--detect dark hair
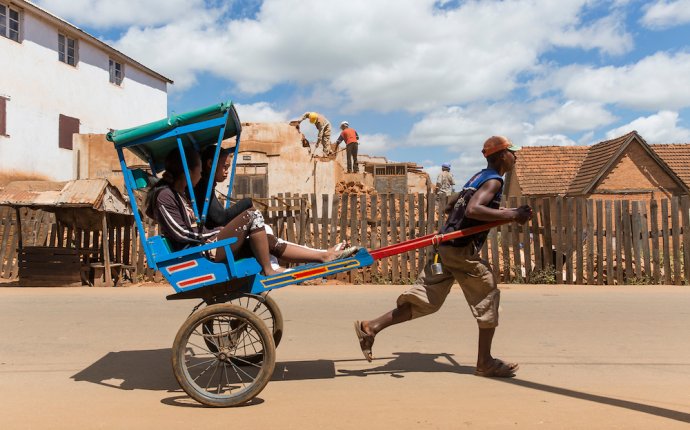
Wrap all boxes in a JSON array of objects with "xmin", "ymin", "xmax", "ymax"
[
  {"xmin": 200, "ymin": 145, "xmax": 232, "ymax": 173},
  {"xmin": 145, "ymin": 147, "xmax": 200, "ymax": 218}
]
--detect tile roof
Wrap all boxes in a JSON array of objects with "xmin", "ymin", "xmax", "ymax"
[
  {"xmin": 513, "ymin": 146, "xmax": 588, "ymax": 195},
  {"xmin": 567, "ymin": 131, "xmax": 638, "ymax": 194},
  {"xmin": 650, "ymin": 143, "xmax": 690, "ymax": 190},
  {"xmin": 514, "ymin": 131, "xmax": 690, "ymax": 195}
]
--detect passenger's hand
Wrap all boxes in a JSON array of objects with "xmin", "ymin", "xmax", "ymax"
[{"xmin": 514, "ymin": 205, "xmax": 532, "ymax": 224}]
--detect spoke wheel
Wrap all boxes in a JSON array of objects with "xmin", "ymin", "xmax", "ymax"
[
  {"xmin": 172, "ymin": 304, "xmax": 275, "ymax": 407},
  {"xmin": 203, "ymin": 293, "xmax": 283, "ymax": 363}
]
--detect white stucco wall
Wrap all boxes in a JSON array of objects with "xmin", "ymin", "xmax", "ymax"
[{"xmin": 0, "ymin": 5, "xmax": 167, "ymax": 180}]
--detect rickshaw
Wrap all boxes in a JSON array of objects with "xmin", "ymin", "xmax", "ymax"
[{"xmin": 108, "ymin": 100, "xmax": 506, "ymax": 407}]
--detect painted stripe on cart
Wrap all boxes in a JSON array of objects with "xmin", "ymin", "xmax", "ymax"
[
  {"xmin": 261, "ymin": 258, "xmax": 361, "ymax": 289},
  {"xmin": 167, "ymin": 260, "xmax": 198, "ymax": 274},
  {"xmin": 178, "ymin": 273, "xmax": 216, "ymax": 288}
]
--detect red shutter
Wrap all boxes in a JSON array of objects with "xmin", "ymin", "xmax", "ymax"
[
  {"xmin": 0, "ymin": 97, "xmax": 6, "ymax": 136},
  {"xmin": 59, "ymin": 114, "xmax": 79, "ymax": 150}
]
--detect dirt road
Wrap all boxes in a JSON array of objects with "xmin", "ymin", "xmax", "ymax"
[{"xmin": 1, "ymin": 284, "xmax": 689, "ymax": 429}]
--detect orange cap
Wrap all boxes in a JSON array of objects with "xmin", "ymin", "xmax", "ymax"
[{"xmin": 481, "ymin": 136, "xmax": 521, "ymax": 158}]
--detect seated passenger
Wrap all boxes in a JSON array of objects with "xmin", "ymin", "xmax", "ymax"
[
  {"xmin": 146, "ymin": 147, "xmax": 283, "ymax": 276},
  {"xmin": 193, "ymin": 145, "xmax": 358, "ymax": 265}
]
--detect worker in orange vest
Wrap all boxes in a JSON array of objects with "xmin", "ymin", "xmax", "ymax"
[
  {"xmin": 298, "ymin": 112, "xmax": 332, "ymax": 155},
  {"xmin": 335, "ymin": 121, "xmax": 360, "ymax": 173}
]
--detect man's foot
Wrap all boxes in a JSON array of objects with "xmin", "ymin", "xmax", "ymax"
[
  {"xmin": 263, "ymin": 267, "xmax": 286, "ymax": 276},
  {"xmin": 353, "ymin": 321, "xmax": 375, "ymax": 362},
  {"xmin": 474, "ymin": 358, "xmax": 519, "ymax": 378}
]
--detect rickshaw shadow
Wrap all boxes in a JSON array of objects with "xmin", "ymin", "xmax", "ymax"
[{"xmin": 72, "ymin": 349, "xmax": 470, "ymax": 407}]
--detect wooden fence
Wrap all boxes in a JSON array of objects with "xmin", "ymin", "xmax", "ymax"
[{"xmin": 2, "ymin": 193, "xmax": 689, "ymax": 285}]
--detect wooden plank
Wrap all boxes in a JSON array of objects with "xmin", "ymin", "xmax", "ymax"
[
  {"xmin": 101, "ymin": 214, "xmax": 113, "ymax": 287},
  {"xmin": 605, "ymin": 201, "xmax": 614, "ymax": 285},
  {"xmin": 509, "ymin": 197, "xmax": 522, "ymax": 282},
  {"xmin": 530, "ymin": 198, "xmax": 542, "ymax": 272},
  {"xmin": 389, "ymin": 194, "xmax": 400, "ymax": 283},
  {"xmin": 640, "ymin": 202, "xmax": 651, "ymax": 279},
  {"xmin": 123, "ymin": 224, "xmax": 131, "ymax": 266},
  {"xmin": 542, "ymin": 198, "xmax": 554, "ymax": 272},
  {"xmin": 661, "ymin": 199, "xmax": 672, "ymax": 284},
  {"xmin": 276, "ymin": 193, "xmax": 285, "ymax": 240},
  {"xmin": 48, "ymin": 223, "xmax": 57, "ymax": 247},
  {"xmin": 417, "ymin": 193, "xmax": 427, "ymax": 268},
  {"xmin": 408, "ymin": 194, "xmax": 417, "ymax": 276},
  {"xmin": 15, "ymin": 208, "xmax": 23, "ymax": 251},
  {"xmin": 298, "ymin": 194, "xmax": 307, "ymax": 245},
  {"xmin": 595, "ymin": 200, "xmax": 603, "ymax": 285},
  {"xmin": 564, "ymin": 198, "xmax": 573, "ymax": 284},
  {"xmin": 650, "ymin": 199, "xmax": 660, "ymax": 284},
  {"xmin": 329, "ymin": 194, "xmax": 340, "ymax": 247},
  {"xmin": 575, "ymin": 198, "xmax": 584, "ymax": 284},
  {"xmin": 320, "ymin": 194, "xmax": 329, "ymax": 250},
  {"xmin": 340, "ymin": 194, "xmax": 349, "ymax": 246},
  {"xmin": 350, "ymin": 194, "xmax": 358, "ymax": 250},
  {"xmin": 671, "ymin": 196, "xmax": 681, "ymax": 285},
  {"xmin": 621, "ymin": 200, "xmax": 633, "ymax": 282},
  {"xmin": 2, "ymin": 220, "xmax": 19, "ymax": 278},
  {"xmin": 630, "ymin": 201, "xmax": 642, "ymax": 278},
  {"xmin": 500, "ymin": 207, "xmax": 510, "ymax": 282},
  {"xmin": 585, "ymin": 199, "xmax": 594, "ymax": 284},
  {"xmin": 554, "ymin": 196, "xmax": 563, "ymax": 283},
  {"xmin": 0, "ymin": 209, "xmax": 13, "ymax": 272},
  {"xmin": 115, "ymin": 226, "xmax": 123, "ymax": 264},
  {"xmin": 399, "ymin": 195, "xmax": 409, "ymax": 282},
  {"xmin": 682, "ymin": 196, "xmax": 690, "ymax": 284},
  {"xmin": 489, "ymin": 226, "xmax": 500, "ymax": 279},
  {"xmin": 380, "ymin": 194, "xmax": 389, "ymax": 280},
  {"xmin": 614, "ymin": 200, "xmax": 623, "ymax": 285},
  {"xmin": 369, "ymin": 194, "xmax": 379, "ymax": 279},
  {"xmin": 521, "ymin": 196, "xmax": 532, "ymax": 279},
  {"xmin": 310, "ymin": 193, "xmax": 319, "ymax": 248}
]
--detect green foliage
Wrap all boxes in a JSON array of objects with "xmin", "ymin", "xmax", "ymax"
[{"xmin": 527, "ymin": 265, "xmax": 557, "ymax": 284}]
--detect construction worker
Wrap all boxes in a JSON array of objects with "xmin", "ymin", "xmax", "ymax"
[
  {"xmin": 335, "ymin": 121, "xmax": 360, "ymax": 173},
  {"xmin": 299, "ymin": 112, "xmax": 332, "ymax": 155},
  {"xmin": 435, "ymin": 162, "xmax": 455, "ymax": 196}
]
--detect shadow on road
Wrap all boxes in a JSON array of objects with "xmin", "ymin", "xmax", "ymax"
[{"xmin": 71, "ymin": 348, "xmax": 690, "ymax": 422}]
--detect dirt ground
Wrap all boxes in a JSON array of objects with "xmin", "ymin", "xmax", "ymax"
[{"xmin": 0, "ymin": 283, "xmax": 689, "ymax": 429}]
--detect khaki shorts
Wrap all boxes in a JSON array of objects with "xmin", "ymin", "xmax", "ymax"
[{"xmin": 397, "ymin": 244, "xmax": 500, "ymax": 328}]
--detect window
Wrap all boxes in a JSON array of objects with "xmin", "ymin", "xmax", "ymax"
[
  {"xmin": 232, "ymin": 164, "xmax": 268, "ymax": 199},
  {"xmin": 0, "ymin": 3, "xmax": 21, "ymax": 42},
  {"xmin": 0, "ymin": 96, "xmax": 7, "ymax": 136},
  {"xmin": 59, "ymin": 114, "xmax": 79, "ymax": 150},
  {"xmin": 109, "ymin": 59, "xmax": 124, "ymax": 85},
  {"xmin": 58, "ymin": 33, "xmax": 78, "ymax": 66}
]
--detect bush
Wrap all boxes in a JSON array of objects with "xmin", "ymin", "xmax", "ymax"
[{"xmin": 527, "ymin": 265, "xmax": 557, "ymax": 284}]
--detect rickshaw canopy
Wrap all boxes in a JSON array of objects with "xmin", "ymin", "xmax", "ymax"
[{"xmin": 106, "ymin": 101, "xmax": 241, "ymax": 173}]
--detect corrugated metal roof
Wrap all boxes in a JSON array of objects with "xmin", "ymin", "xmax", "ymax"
[{"xmin": 0, "ymin": 179, "xmax": 131, "ymax": 214}]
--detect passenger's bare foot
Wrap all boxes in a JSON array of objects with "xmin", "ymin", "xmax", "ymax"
[{"xmin": 263, "ymin": 267, "xmax": 286, "ymax": 276}]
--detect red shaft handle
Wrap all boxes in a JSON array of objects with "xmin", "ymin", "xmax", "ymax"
[{"xmin": 368, "ymin": 220, "xmax": 510, "ymax": 261}]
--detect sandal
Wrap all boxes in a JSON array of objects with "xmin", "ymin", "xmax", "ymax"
[
  {"xmin": 353, "ymin": 320, "xmax": 374, "ymax": 362},
  {"xmin": 474, "ymin": 358, "xmax": 519, "ymax": 378}
]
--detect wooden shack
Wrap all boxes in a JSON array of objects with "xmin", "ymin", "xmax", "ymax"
[{"xmin": 0, "ymin": 179, "xmax": 133, "ymax": 286}]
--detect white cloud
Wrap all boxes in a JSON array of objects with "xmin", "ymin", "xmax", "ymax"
[
  {"xmin": 34, "ymin": 0, "xmax": 209, "ymax": 28},
  {"xmin": 534, "ymin": 101, "xmax": 617, "ymax": 133},
  {"xmin": 357, "ymin": 134, "xmax": 393, "ymax": 155},
  {"xmin": 66, "ymin": 0, "xmax": 634, "ymax": 113},
  {"xmin": 605, "ymin": 111, "xmax": 690, "ymax": 143},
  {"xmin": 235, "ymin": 102, "xmax": 289, "ymax": 122},
  {"xmin": 532, "ymin": 52, "xmax": 690, "ymax": 110},
  {"xmin": 641, "ymin": 0, "xmax": 690, "ymax": 29}
]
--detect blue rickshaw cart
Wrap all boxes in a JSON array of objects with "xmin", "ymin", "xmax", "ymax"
[{"xmin": 108, "ymin": 101, "xmax": 374, "ymax": 407}]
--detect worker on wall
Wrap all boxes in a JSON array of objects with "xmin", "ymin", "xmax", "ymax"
[
  {"xmin": 297, "ymin": 112, "xmax": 332, "ymax": 156},
  {"xmin": 335, "ymin": 121, "xmax": 360, "ymax": 173}
]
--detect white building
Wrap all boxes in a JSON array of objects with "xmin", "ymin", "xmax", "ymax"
[{"xmin": 0, "ymin": 0, "xmax": 171, "ymax": 180}]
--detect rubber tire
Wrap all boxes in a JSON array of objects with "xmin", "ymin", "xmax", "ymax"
[{"xmin": 172, "ymin": 303, "xmax": 276, "ymax": 407}]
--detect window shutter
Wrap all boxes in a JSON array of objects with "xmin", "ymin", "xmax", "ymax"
[
  {"xmin": 59, "ymin": 114, "xmax": 79, "ymax": 150},
  {"xmin": 0, "ymin": 97, "xmax": 6, "ymax": 136}
]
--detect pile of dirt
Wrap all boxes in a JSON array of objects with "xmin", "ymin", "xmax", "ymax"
[{"xmin": 335, "ymin": 180, "xmax": 377, "ymax": 195}]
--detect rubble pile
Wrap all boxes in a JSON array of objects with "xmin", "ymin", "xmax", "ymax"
[{"xmin": 335, "ymin": 180, "xmax": 377, "ymax": 195}]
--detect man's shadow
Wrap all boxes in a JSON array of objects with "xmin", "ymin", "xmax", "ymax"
[{"xmin": 71, "ymin": 348, "xmax": 690, "ymax": 423}]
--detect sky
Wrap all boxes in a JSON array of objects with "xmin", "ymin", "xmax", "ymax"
[{"xmin": 35, "ymin": 0, "xmax": 690, "ymax": 181}]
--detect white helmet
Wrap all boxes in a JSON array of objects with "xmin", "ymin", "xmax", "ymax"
[{"xmin": 340, "ymin": 121, "xmax": 349, "ymax": 127}]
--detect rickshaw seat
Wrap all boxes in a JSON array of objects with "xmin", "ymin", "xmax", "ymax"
[{"xmin": 146, "ymin": 235, "xmax": 262, "ymax": 292}]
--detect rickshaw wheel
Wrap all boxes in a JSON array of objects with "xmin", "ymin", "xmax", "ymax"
[
  {"xmin": 172, "ymin": 303, "xmax": 276, "ymax": 407},
  {"xmin": 203, "ymin": 293, "xmax": 283, "ymax": 362}
]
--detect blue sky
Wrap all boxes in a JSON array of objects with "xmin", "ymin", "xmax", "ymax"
[{"xmin": 36, "ymin": 0, "xmax": 690, "ymax": 180}]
